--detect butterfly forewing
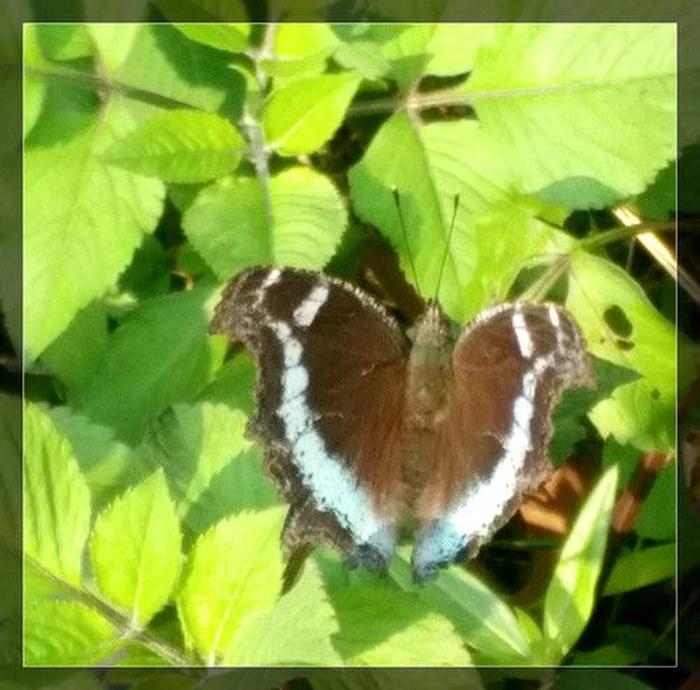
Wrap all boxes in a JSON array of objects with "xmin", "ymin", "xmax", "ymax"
[{"xmin": 212, "ymin": 267, "xmax": 409, "ymax": 569}]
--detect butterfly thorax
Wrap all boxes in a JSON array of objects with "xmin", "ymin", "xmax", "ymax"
[{"xmin": 401, "ymin": 302, "xmax": 454, "ymax": 511}]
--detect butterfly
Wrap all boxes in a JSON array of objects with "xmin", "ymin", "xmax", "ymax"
[{"xmin": 211, "ymin": 265, "xmax": 594, "ymax": 582}]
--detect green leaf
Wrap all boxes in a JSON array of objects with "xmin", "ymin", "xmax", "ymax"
[
  {"xmin": 0, "ymin": 394, "xmax": 21, "ymax": 554},
  {"xmin": 48, "ymin": 406, "xmax": 143, "ymax": 509},
  {"xmin": 635, "ymin": 462, "xmax": 675, "ymax": 540},
  {"xmin": 151, "ymin": 402, "xmax": 277, "ymax": 536},
  {"xmin": 331, "ymin": 26, "xmax": 391, "ymax": 80},
  {"xmin": 263, "ymin": 73, "xmax": 361, "ymax": 156},
  {"xmin": 78, "ymin": 286, "xmax": 224, "ymax": 443},
  {"xmin": 329, "ymin": 579, "xmax": 472, "ymax": 665},
  {"xmin": 176, "ymin": 507, "xmax": 286, "ymax": 665},
  {"xmin": 424, "ymin": 24, "xmax": 501, "ymax": 77},
  {"xmin": 24, "ymin": 404, "xmax": 91, "ymax": 586},
  {"xmin": 543, "ymin": 465, "xmax": 619, "ymax": 660},
  {"xmin": 370, "ymin": 24, "xmax": 435, "ymax": 91},
  {"xmin": 390, "ymin": 555, "xmax": 531, "ymax": 662},
  {"xmin": 633, "ymin": 160, "xmax": 675, "ymax": 220},
  {"xmin": 262, "ymin": 24, "xmax": 338, "ymax": 77},
  {"xmin": 349, "ymin": 113, "xmax": 567, "ymax": 323},
  {"xmin": 35, "ymin": 24, "xmax": 94, "ymax": 61},
  {"xmin": 25, "ymin": 96, "xmax": 165, "ymax": 359},
  {"xmin": 603, "ymin": 542, "xmax": 675, "ymax": 596},
  {"xmin": 197, "ymin": 351, "xmax": 255, "ymax": 413},
  {"xmin": 88, "ymin": 24, "xmax": 140, "ymax": 75},
  {"xmin": 226, "ymin": 559, "xmax": 342, "ymax": 665},
  {"xmin": 183, "ymin": 166, "xmax": 347, "ymax": 280},
  {"xmin": 550, "ymin": 356, "xmax": 639, "ymax": 464},
  {"xmin": 25, "ymin": 600, "xmax": 118, "ymax": 666},
  {"xmin": 115, "ymin": 25, "xmax": 246, "ymax": 115},
  {"xmin": 174, "ymin": 23, "xmax": 250, "ymax": 53},
  {"xmin": 105, "ymin": 109, "xmax": 246, "ymax": 183},
  {"xmin": 566, "ymin": 250, "xmax": 677, "ymax": 451},
  {"xmin": 23, "ymin": 25, "xmax": 49, "ymax": 137},
  {"xmin": 90, "ymin": 469, "xmax": 182, "ymax": 626},
  {"xmin": 40, "ymin": 301, "xmax": 108, "ymax": 399},
  {"xmin": 462, "ymin": 25, "xmax": 676, "ymax": 208}
]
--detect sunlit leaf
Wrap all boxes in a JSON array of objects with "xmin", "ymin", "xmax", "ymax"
[
  {"xmin": 90, "ymin": 470, "xmax": 182, "ymax": 625},
  {"xmin": 183, "ymin": 166, "xmax": 347, "ymax": 279},
  {"xmin": 25, "ymin": 404, "xmax": 91, "ymax": 586},
  {"xmin": 105, "ymin": 109, "xmax": 246, "ymax": 183},
  {"xmin": 176, "ymin": 507, "xmax": 286, "ymax": 665},
  {"xmin": 543, "ymin": 465, "xmax": 619, "ymax": 660}
]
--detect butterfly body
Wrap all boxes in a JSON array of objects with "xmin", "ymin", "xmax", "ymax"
[{"xmin": 212, "ymin": 266, "xmax": 594, "ymax": 582}]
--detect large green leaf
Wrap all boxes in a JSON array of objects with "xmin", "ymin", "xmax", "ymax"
[
  {"xmin": 151, "ymin": 402, "xmax": 277, "ymax": 536},
  {"xmin": 263, "ymin": 73, "xmax": 360, "ymax": 156},
  {"xmin": 462, "ymin": 24, "xmax": 676, "ymax": 208},
  {"xmin": 24, "ymin": 404, "xmax": 91, "ymax": 586},
  {"xmin": 424, "ymin": 24, "xmax": 501, "ymax": 77},
  {"xmin": 40, "ymin": 300, "xmax": 108, "ymax": 399},
  {"xmin": 349, "ymin": 113, "xmax": 568, "ymax": 323},
  {"xmin": 226, "ymin": 559, "xmax": 341, "ymax": 665},
  {"xmin": 543, "ymin": 465, "xmax": 619, "ymax": 661},
  {"xmin": 25, "ymin": 96, "xmax": 165, "ymax": 359},
  {"xmin": 566, "ymin": 250, "xmax": 677, "ymax": 451},
  {"xmin": 78, "ymin": 286, "xmax": 225, "ymax": 443},
  {"xmin": 329, "ymin": 579, "xmax": 472, "ymax": 665},
  {"xmin": 183, "ymin": 166, "xmax": 347, "ymax": 280},
  {"xmin": 174, "ymin": 23, "xmax": 250, "ymax": 53},
  {"xmin": 104, "ymin": 109, "xmax": 246, "ymax": 183},
  {"xmin": 176, "ymin": 507, "xmax": 286, "ymax": 665},
  {"xmin": 25, "ymin": 600, "xmax": 118, "ymax": 666},
  {"xmin": 115, "ymin": 24, "xmax": 245, "ymax": 115},
  {"xmin": 90, "ymin": 469, "xmax": 182, "ymax": 626},
  {"xmin": 390, "ymin": 555, "xmax": 530, "ymax": 663},
  {"xmin": 35, "ymin": 24, "xmax": 93, "ymax": 61}
]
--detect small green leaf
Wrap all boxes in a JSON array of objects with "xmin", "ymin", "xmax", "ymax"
[
  {"xmin": 198, "ymin": 351, "xmax": 256, "ymax": 413},
  {"xmin": 24, "ymin": 404, "xmax": 91, "ymax": 586},
  {"xmin": 543, "ymin": 465, "xmax": 619, "ymax": 660},
  {"xmin": 603, "ymin": 542, "xmax": 675, "ymax": 596},
  {"xmin": 391, "ymin": 556, "xmax": 530, "ymax": 662},
  {"xmin": 49, "ymin": 406, "xmax": 142, "ymax": 509},
  {"xmin": 226, "ymin": 559, "xmax": 342, "ymax": 665},
  {"xmin": 25, "ymin": 95, "xmax": 165, "ymax": 359},
  {"xmin": 566, "ymin": 250, "xmax": 677, "ymax": 451},
  {"xmin": 25, "ymin": 600, "xmax": 118, "ymax": 666},
  {"xmin": 331, "ymin": 25, "xmax": 391, "ymax": 80},
  {"xmin": 463, "ymin": 25, "xmax": 676, "ymax": 208},
  {"xmin": 176, "ymin": 507, "xmax": 286, "ymax": 665},
  {"xmin": 105, "ymin": 109, "xmax": 246, "ymax": 183},
  {"xmin": 370, "ymin": 24, "xmax": 435, "ymax": 91},
  {"xmin": 174, "ymin": 23, "xmax": 250, "ymax": 53},
  {"xmin": 78, "ymin": 286, "xmax": 223, "ymax": 443},
  {"xmin": 263, "ymin": 73, "xmax": 361, "ymax": 156},
  {"xmin": 262, "ymin": 24, "xmax": 338, "ymax": 77},
  {"xmin": 151, "ymin": 402, "xmax": 277, "ymax": 536},
  {"xmin": 183, "ymin": 166, "xmax": 347, "ymax": 279},
  {"xmin": 36, "ymin": 24, "xmax": 94, "ymax": 61},
  {"xmin": 90, "ymin": 469, "xmax": 182, "ymax": 626}
]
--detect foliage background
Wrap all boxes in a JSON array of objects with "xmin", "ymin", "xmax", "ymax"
[{"xmin": 8, "ymin": 14, "xmax": 697, "ymax": 688}]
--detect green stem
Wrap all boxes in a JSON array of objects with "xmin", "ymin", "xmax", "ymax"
[{"xmin": 575, "ymin": 220, "xmax": 679, "ymax": 251}]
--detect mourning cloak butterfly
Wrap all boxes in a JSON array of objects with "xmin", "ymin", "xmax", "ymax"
[{"xmin": 212, "ymin": 266, "xmax": 594, "ymax": 582}]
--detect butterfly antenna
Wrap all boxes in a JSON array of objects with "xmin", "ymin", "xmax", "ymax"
[
  {"xmin": 391, "ymin": 186, "xmax": 421, "ymax": 295},
  {"xmin": 434, "ymin": 194, "xmax": 460, "ymax": 303}
]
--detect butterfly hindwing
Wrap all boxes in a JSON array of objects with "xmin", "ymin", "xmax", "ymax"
[{"xmin": 411, "ymin": 303, "xmax": 595, "ymax": 581}]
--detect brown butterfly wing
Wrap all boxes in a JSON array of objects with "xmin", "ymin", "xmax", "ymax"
[
  {"xmin": 212, "ymin": 267, "xmax": 409, "ymax": 569},
  {"xmin": 412, "ymin": 302, "xmax": 594, "ymax": 581}
]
